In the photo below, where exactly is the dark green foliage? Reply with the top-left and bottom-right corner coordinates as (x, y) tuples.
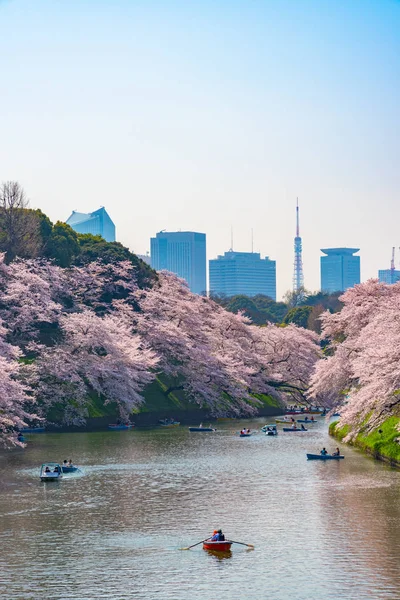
(283, 306), (313, 328)
(212, 293), (289, 324)
(300, 290), (343, 312)
(252, 295), (288, 322)
(73, 234), (156, 288)
(46, 221), (79, 267)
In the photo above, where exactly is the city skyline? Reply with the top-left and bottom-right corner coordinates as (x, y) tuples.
(0, 0), (399, 297)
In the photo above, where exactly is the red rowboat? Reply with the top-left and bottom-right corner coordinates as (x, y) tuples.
(203, 540), (232, 552)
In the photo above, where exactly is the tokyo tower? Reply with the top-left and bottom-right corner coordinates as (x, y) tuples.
(293, 198), (304, 291)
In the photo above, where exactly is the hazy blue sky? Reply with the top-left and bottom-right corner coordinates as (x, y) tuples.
(0, 0), (399, 297)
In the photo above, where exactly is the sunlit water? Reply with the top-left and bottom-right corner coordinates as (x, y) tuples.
(0, 418), (399, 600)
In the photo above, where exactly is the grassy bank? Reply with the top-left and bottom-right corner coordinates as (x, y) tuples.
(329, 417), (400, 468)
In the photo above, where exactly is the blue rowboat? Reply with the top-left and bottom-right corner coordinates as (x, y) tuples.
(239, 433), (252, 437)
(108, 424), (133, 430)
(283, 427), (308, 432)
(189, 427), (216, 432)
(61, 465), (79, 473)
(21, 427), (45, 433)
(296, 419), (316, 424)
(307, 453), (344, 460)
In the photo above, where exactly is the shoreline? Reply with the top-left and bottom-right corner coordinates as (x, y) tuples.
(329, 417), (400, 470)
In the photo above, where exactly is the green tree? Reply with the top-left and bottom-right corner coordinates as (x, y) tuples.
(46, 222), (79, 267)
(283, 306), (312, 328)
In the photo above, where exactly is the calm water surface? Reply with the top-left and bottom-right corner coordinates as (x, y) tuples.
(0, 418), (399, 600)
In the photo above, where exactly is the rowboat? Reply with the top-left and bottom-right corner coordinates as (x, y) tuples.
(296, 419), (316, 424)
(275, 418), (295, 424)
(20, 427), (45, 433)
(61, 465), (79, 473)
(239, 433), (252, 437)
(265, 429), (278, 436)
(307, 453), (344, 460)
(203, 540), (232, 552)
(189, 427), (216, 432)
(283, 427), (308, 432)
(108, 424), (133, 430)
(40, 463), (63, 482)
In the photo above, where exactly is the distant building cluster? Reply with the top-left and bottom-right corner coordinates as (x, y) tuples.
(64, 204), (399, 299)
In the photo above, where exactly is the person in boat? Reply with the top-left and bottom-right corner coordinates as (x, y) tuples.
(332, 447), (340, 456)
(210, 530), (219, 541)
(45, 466), (51, 473)
(320, 447), (328, 455)
(291, 423), (298, 429)
(311, 416), (315, 422)
(304, 416), (309, 422)
(246, 429), (250, 434)
(68, 459), (73, 466)
(301, 424), (306, 430)
(217, 529), (225, 541)
(63, 460), (68, 466)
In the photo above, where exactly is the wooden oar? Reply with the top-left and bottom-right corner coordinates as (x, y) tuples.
(229, 540), (255, 548)
(180, 538), (210, 551)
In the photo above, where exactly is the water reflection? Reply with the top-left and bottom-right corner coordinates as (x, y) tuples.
(205, 550), (232, 561)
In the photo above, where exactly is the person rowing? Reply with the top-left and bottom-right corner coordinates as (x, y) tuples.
(209, 529), (225, 541)
(332, 447), (340, 456)
(320, 447), (328, 455)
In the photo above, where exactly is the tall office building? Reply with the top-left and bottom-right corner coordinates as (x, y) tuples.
(66, 207), (116, 242)
(320, 248), (360, 293)
(150, 231), (206, 295)
(209, 251), (276, 300)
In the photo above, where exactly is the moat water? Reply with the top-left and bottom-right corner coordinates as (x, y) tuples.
(0, 418), (399, 599)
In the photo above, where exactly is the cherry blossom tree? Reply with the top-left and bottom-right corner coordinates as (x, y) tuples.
(135, 272), (320, 415)
(308, 280), (400, 438)
(32, 308), (158, 424)
(0, 321), (39, 447)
